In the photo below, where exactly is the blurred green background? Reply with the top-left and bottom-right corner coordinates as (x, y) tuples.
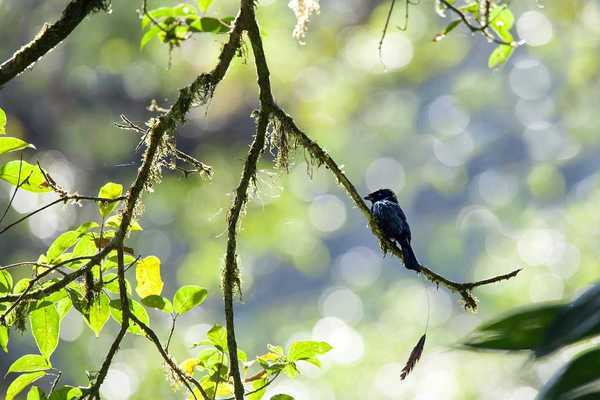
(1, 0), (600, 399)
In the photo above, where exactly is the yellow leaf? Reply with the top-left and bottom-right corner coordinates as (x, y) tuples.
(180, 358), (199, 376)
(215, 382), (234, 396)
(135, 256), (164, 298)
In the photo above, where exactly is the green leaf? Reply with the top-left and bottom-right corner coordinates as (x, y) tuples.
(463, 304), (564, 351)
(173, 285), (208, 315)
(103, 253), (137, 272)
(207, 324), (227, 351)
(0, 137), (34, 155)
(6, 371), (46, 400)
(29, 303), (60, 359)
(537, 284), (600, 358)
(141, 7), (172, 28)
(0, 324), (9, 352)
(0, 160), (52, 192)
(0, 270), (13, 293)
(7, 354), (51, 374)
(97, 182), (123, 217)
(72, 234), (97, 258)
(14, 278), (31, 293)
(104, 273), (132, 295)
(247, 378), (267, 400)
(141, 295), (173, 313)
(171, 4), (196, 17)
(47, 231), (81, 262)
(287, 341), (332, 362)
(271, 395), (295, 400)
(55, 295), (73, 320)
(42, 289), (73, 321)
(196, 348), (221, 369)
(489, 5), (514, 34)
(76, 221), (99, 233)
(27, 386), (47, 400)
(189, 17), (230, 33)
(110, 299), (150, 335)
(140, 25), (162, 49)
(105, 214), (142, 231)
(48, 386), (82, 400)
(461, 1), (478, 15)
(538, 347), (600, 400)
(488, 44), (514, 69)
(198, 0), (213, 12)
(0, 107), (6, 134)
(282, 363), (299, 378)
(85, 292), (110, 337)
(433, 19), (461, 42)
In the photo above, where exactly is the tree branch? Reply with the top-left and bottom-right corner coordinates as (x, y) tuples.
(84, 247), (130, 400)
(219, 3), (277, 398)
(0, 0), (109, 87)
(270, 107), (521, 311)
(129, 312), (209, 400)
(70, 6), (247, 399)
(0, 246), (113, 304)
(0, 255), (94, 322)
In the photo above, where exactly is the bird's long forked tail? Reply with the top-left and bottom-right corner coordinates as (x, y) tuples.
(400, 334), (426, 380)
(399, 238), (421, 271)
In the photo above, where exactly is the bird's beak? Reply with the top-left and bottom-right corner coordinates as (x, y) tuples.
(364, 194), (372, 201)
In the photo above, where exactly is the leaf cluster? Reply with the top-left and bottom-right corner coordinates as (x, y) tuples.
(140, 1), (233, 49)
(463, 282), (600, 399)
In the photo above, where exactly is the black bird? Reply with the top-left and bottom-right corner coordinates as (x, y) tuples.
(364, 188), (421, 271)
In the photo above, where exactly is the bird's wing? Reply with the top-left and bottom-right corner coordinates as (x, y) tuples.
(373, 200), (411, 241)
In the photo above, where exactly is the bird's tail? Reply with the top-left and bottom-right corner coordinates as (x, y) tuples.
(399, 239), (421, 271)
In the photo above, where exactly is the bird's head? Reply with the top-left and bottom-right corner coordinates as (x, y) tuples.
(364, 188), (398, 204)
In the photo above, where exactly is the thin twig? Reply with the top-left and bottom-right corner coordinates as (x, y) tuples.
(0, 255), (95, 322)
(165, 313), (178, 352)
(0, 154), (31, 226)
(437, 0), (513, 45)
(0, 194), (126, 235)
(49, 370), (62, 396)
(223, 371), (281, 400)
(129, 312), (208, 400)
(378, 0), (397, 65)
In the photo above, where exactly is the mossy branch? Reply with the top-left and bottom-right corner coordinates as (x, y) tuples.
(0, 0), (110, 87)
(220, 2), (274, 399)
(1, 5), (245, 399)
(271, 107), (521, 311)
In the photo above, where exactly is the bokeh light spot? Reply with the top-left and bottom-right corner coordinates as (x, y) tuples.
(309, 195), (347, 232)
(365, 157), (406, 193)
(517, 11), (554, 46)
(319, 287), (364, 325)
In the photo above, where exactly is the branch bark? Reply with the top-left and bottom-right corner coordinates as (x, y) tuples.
(1, 6), (246, 399)
(271, 107), (521, 311)
(85, 247), (129, 400)
(0, 0), (109, 87)
(219, 3), (277, 398)
(77, 7), (245, 398)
